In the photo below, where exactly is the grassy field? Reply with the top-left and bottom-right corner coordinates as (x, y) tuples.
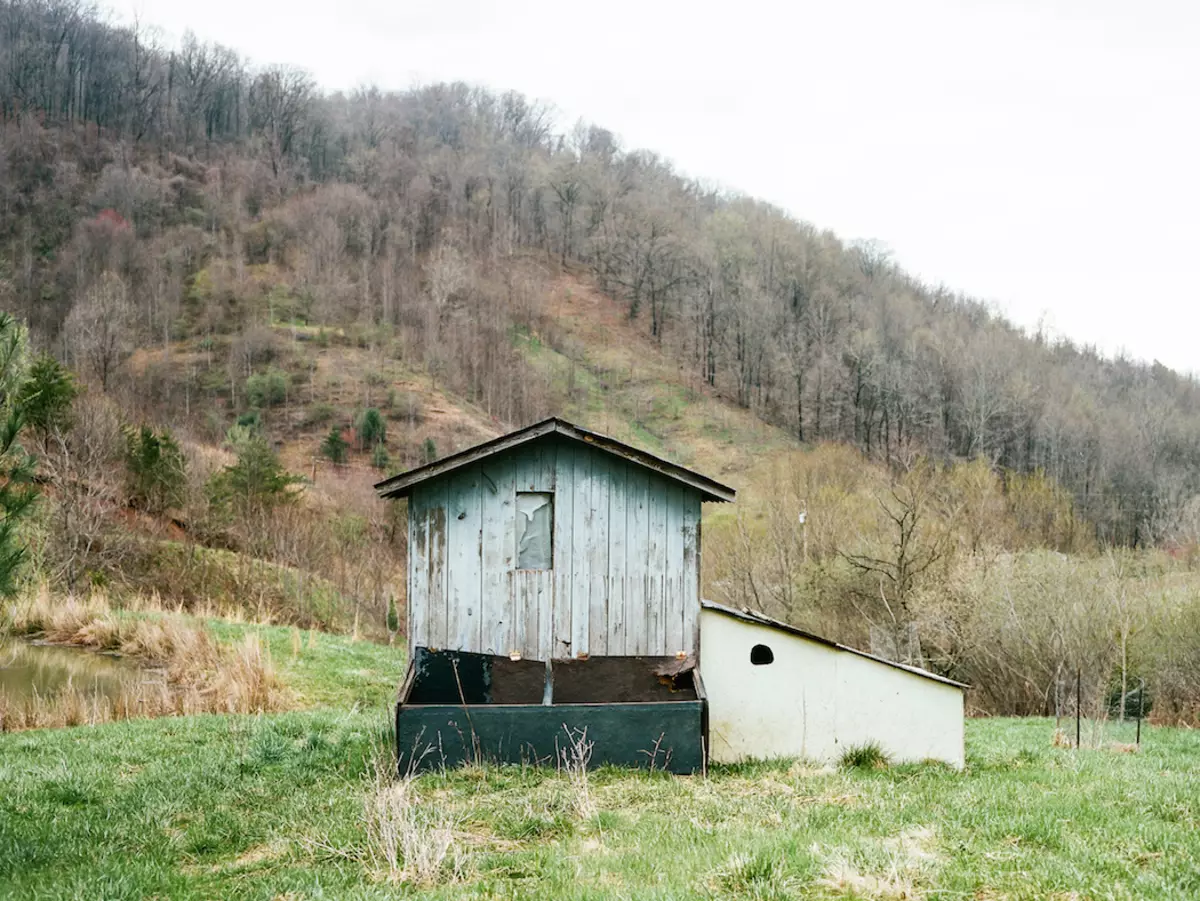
(2, 617), (1199, 901)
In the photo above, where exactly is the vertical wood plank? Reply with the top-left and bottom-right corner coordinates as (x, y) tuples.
(570, 444), (592, 657)
(664, 481), (685, 655)
(538, 448), (556, 655)
(515, 441), (538, 492)
(525, 571), (550, 660)
(447, 465), (483, 651)
(407, 491), (428, 650)
(552, 439), (575, 658)
(539, 440), (557, 492)
(682, 492), (701, 658)
(646, 476), (667, 656)
(426, 481), (448, 650)
(625, 464), (649, 655)
(606, 460), (628, 655)
(509, 570), (523, 656)
(588, 452), (610, 656)
(480, 458), (514, 655)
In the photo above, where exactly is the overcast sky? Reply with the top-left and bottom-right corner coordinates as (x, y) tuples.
(112, 0), (1200, 375)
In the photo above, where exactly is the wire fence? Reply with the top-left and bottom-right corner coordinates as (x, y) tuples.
(1052, 668), (1148, 750)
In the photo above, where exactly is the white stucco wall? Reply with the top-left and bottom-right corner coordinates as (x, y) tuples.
(700, 609), (964, 768)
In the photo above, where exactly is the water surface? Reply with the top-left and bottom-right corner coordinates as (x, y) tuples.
(0, 638), (160, 702)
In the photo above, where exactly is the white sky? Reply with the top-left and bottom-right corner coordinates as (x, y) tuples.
(113, 0), (1200, 375)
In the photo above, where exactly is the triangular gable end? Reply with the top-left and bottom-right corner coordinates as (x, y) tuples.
(374, 417), (736, 503)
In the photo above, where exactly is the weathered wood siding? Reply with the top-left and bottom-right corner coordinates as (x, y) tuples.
(407, 436), (703, 660)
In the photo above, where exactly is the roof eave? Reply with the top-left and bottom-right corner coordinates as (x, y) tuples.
(700, 600), (969, 690)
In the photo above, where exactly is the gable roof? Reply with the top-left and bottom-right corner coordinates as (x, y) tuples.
(700, 600), (968, 689)
(375, 417), (737, 502)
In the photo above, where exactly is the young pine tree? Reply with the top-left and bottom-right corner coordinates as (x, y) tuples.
(356, 408), (386, 448)
(124, 425), (187, 514)
(18, 353), (77, 440)
(321, 427), (348, 464)
(209, 425), (303, 518)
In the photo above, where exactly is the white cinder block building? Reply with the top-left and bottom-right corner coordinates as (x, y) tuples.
(700, 601), (966, 768)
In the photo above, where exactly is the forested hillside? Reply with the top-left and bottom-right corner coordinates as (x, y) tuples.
(3, 0), (1200, 719)
(4, 0), (1200, 548)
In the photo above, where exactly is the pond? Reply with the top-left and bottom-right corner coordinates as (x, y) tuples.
(0, 638), (162, 703)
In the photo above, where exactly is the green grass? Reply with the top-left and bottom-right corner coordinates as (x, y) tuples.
(202, 619), (404, 709)
(2, 716), (1199, 899)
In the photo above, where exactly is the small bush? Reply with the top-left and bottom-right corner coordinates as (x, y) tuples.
(839, 742), (891, 771)
(422, 437), (438, 464)
(371, 443), (391, 470)
(236, 411), (263, 432)
(304, 403), (336, 427)
(245, 368), (288, 408)
(389, 390), (423, 423)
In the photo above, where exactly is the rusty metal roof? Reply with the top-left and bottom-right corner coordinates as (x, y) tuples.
(374, 417), (737, 502)
(700, 600), (969, 689)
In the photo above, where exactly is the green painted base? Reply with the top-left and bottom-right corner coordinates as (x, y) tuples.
(396, 701), (704, 774)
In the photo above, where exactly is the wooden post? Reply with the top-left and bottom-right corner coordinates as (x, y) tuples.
(542, 659), (554, 706)
(1080, 667), (1089, 748)
(1136, 677), (1145, 747)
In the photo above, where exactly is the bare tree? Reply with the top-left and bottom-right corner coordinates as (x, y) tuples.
(63, 272), (135, 391)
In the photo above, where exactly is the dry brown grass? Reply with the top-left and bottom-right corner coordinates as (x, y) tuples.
(815, 825), (939, 900)
(0, 586), (289, 732)
(362, 746), (465, 886)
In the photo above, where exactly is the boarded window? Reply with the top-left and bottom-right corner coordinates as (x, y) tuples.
(516, 492), (553, 570)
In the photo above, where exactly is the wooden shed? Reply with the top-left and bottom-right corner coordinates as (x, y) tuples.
(376, 418), (735, 773)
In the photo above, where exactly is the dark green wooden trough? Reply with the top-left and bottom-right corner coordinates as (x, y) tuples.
(395, 649), (707, 774)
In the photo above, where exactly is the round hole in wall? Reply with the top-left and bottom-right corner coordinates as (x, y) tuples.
(750, 644), (774, 665)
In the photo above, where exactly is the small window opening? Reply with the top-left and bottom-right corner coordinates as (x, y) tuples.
(516, 492), (553, 570)
(750, 644), (774, 665)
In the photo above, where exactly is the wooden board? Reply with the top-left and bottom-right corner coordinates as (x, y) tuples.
(447, 465), (483, 651)
(425, 481), (448, 650)
(396, 701), (704, 773)
(407, 492), (428, 649)
(570, 443), (592, 657)
(480, 458), (514, 655)
(664, 481), (685, 655)
(588, 453), (611, 656)
(682, 492), (701, 658)
(625, 464), (650, 655)
(646, 475), (667, 656)
(606, 460), (628, 655)
(552, 438), (575, 658)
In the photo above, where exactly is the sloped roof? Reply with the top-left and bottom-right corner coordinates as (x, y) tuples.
(700, 600), (968, 689)
(375, 417), (737, 502)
